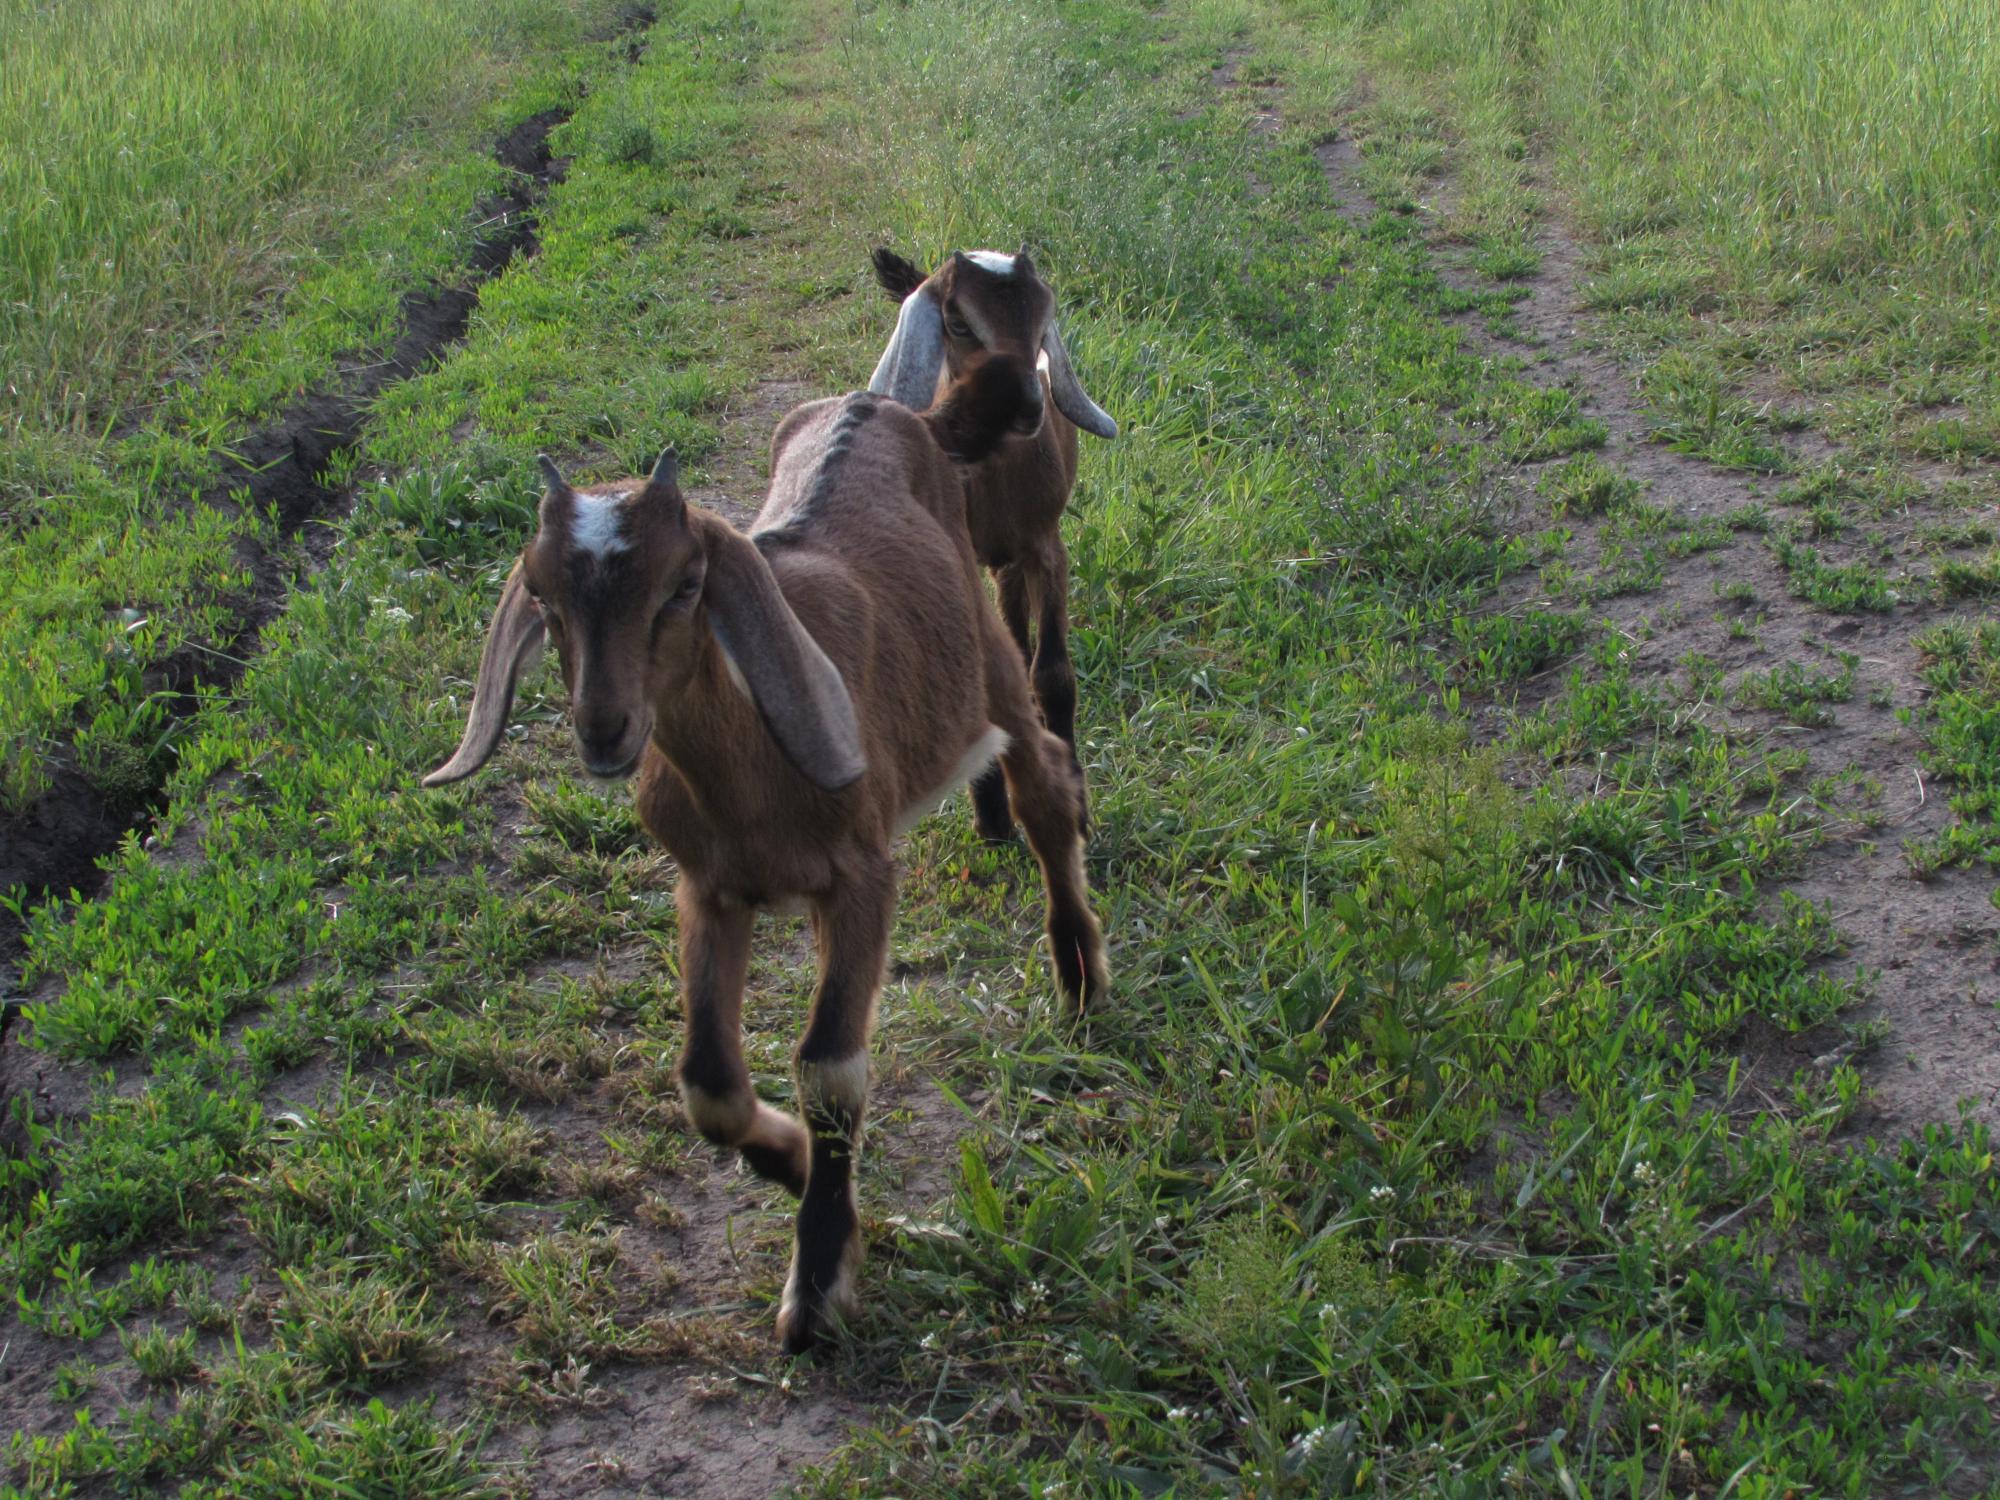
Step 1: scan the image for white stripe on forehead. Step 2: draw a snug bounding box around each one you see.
[963,250,1017,276]
[570,491,630,558]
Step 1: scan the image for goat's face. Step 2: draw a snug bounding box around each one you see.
[867,245,1118,441]
[421,448,866,795]
[931,249,1056,437]
[521,452,703,779]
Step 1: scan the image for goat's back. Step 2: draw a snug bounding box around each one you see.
[753,393,991,824]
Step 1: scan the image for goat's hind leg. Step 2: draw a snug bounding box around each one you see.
[1027,540,1087,833]
[675,883,808,1195]
[779,854,895,1355]
[970,562,1035,842]
[985,621,1109,1013]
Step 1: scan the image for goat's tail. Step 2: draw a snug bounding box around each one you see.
[923,354,1037,465]
[870,245,927,302]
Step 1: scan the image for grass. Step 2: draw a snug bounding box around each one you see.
[5,0,2000,1496]
[1334,0,2000,499]
[0,0,603,433]
[0,0,614,815]
[1904,621,2000,874]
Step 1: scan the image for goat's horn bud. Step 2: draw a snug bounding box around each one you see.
[649,448,680,490]
[536,454,567,494]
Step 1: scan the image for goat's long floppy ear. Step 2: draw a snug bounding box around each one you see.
[703,527,865,792]
[422,560,546,787]
[867,284,947,412]
[1042,319,1118,440]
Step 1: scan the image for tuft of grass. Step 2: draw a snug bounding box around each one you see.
[1736,654,1858,728]
[1903,621,2000,871]
[1538,451,1640,517]
[275,1267,450,1388]
[1467,379,1608,461]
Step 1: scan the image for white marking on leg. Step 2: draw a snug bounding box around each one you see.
[895,724,1010,835]
[681,1082,754,1143]
[964,249,1017,276]
[799,1052,871,1115]
[570,491,629,558]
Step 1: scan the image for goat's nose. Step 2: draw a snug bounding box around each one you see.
[578,712,636,773]
[1013,378,1046,434]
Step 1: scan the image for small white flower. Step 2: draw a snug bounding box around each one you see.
[1299,1424,1332,1458]
[1167,1405,1196,1422]
[919,1331,937,1351]
[1369,1184,1396,1203]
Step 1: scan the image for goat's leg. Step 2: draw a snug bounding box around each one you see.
[674,883,808,1195]
[985,621,1109,1013]
[971,563,1036,841]
[1027,539,1087,833]
[778,854,895,1354]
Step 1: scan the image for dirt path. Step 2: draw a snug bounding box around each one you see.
[1432,216,2000,1130]
[1216,61,2000,1132]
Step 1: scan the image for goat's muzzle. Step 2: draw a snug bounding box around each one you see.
[576,709,650,780]
[1011,374,1046,436]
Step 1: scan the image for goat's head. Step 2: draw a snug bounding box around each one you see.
[868,246,1118,441]
[423,451,865,793]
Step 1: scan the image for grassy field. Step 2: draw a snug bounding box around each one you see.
[0,0,615,820]
[5,0,1999,1496]
[1337,0,2000,481]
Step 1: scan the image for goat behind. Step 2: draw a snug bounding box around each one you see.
[867,245,1116,842]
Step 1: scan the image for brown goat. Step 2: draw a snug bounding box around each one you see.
[423,355,1108,1353]
[868,246,1117,840]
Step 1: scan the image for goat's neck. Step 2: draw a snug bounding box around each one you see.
[645,634,774,812]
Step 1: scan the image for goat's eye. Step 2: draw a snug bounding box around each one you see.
[673,574,702,602]
[944,315,974,340]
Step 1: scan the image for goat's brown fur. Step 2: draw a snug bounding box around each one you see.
[425,355,1107,1354]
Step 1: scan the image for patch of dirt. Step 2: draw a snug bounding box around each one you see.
[1312,135,1373,224]
[687,380,811,529]
[1294,86,1999,1129]
[1209,49,1275,197]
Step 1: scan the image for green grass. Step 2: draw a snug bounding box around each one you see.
[1904,622,2000,873]
[1336,0,1999,516]
[0,0,612,815]
[6,1,2000,1496]
[0,0,606,432]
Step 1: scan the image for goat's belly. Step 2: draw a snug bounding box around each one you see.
[893,724,1009,837]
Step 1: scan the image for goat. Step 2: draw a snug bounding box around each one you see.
[868,245,1116,842]
[423,353,1109,1353]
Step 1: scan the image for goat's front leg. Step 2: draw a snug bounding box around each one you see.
[675,882,808,1194]
[971,563,1036,842]
[778,854,895,1355]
